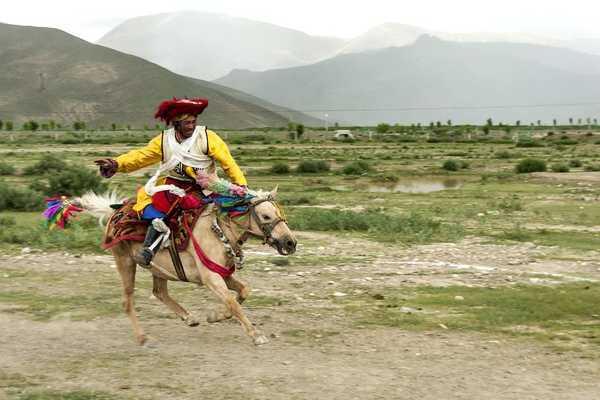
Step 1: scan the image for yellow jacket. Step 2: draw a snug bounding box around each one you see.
[115,129,246,212]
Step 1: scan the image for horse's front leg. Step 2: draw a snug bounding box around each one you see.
[206,275,250,323]
[203,272,268,345]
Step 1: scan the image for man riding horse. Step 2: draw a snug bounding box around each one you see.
[95,98,247,267]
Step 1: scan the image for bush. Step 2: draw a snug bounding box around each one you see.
[0,182,45,211]
[584,164,600,172]
[48,167,107,196]
[516,141,544,148]
[0,162,16,175]
[551,163,570,173]
[31,166,107,196]
[569,159,583,168]
[23,155,67,175]
[442,159,469,171]
[442,160,459,171]
[296,160,330,173]
[342,160,372,175]
[515,158,547,173]
[270,162,290,174]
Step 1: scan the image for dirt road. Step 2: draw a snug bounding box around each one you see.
[1,233,599,399]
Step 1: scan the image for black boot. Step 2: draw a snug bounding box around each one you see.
[133,224,163,268]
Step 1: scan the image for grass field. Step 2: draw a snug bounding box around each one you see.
[1,126,600,399]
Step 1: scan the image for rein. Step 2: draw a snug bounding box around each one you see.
[176,197,287,279]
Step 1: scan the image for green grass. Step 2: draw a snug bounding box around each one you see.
[288,207,464,244]
[0,291,121,321]
[0,212,103,253]
[15,390,122,400]
[493,227,600,251]
[341,283,600,347]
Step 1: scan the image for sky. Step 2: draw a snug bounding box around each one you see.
[2,0,600,42]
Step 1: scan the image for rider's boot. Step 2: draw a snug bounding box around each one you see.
[133,223,163,268]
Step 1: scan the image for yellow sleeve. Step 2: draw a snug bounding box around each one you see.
[115,134,163,173]
[207,130,247,186]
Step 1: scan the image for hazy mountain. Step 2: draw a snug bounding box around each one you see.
[216,36,600,125]
[0,23,317,128]
[98,11,346,81]
[340,23,567,54]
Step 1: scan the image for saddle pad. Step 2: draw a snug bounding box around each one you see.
[102,201,206,251]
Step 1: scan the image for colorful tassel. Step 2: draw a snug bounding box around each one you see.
[196,171,252,200]
[43,196,83,230]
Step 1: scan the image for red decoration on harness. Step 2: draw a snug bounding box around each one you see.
[183,217,234,278]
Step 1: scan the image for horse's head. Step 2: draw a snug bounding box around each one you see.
[247,187,297,255]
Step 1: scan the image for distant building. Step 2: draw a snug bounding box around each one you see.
[334,130,354,140]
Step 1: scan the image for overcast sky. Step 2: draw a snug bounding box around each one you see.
[3,0,600,42]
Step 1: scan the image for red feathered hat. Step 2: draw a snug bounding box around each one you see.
[154,97,208,124]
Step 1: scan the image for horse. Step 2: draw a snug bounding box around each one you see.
[77,188,297,346]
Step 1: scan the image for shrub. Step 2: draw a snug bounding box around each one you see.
[442,159,469,171]
[551,163,570,173]
[515,158,547,173]
[516,141,544,148]
[47,167,107,196]
[569,159,583,168]
[23,155,67,175]
[271,162,290,174]
[0,162,16,175]
[442,160,459,171]
[296,160,330,173]
[342,160,372,175]
[31,166,107,196]
[0,182,45,211]
[584,164,600,172]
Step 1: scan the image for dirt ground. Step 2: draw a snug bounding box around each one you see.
[1,233,600,400]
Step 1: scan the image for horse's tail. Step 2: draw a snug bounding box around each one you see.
[74,191,120,227]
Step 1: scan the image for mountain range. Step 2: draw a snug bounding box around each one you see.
[216,36,600,125]
[98,12,345,81]
[0,22,318,128]
[98,12,600,81]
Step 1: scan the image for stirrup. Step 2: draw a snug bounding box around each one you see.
[133,248,154,268]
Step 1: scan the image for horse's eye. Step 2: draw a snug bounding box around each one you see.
[262,214,271,220]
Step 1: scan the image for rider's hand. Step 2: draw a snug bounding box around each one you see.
[94,159,118,178]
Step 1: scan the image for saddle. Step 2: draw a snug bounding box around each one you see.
[102,200,205,252]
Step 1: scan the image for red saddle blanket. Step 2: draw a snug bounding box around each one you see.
[102,200,205,251]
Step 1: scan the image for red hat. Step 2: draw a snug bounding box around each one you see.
[154,97,208,124]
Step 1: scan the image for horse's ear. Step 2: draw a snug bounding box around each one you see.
[269,185,278,199]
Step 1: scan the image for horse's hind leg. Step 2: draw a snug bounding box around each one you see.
[114,252,146,345]
[206,275,250,323]
[152,276,199,327]
[204,272,268,345]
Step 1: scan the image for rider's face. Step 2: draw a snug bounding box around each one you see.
[175,116,197,136]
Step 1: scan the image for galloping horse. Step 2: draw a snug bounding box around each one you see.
[78,188,296,346]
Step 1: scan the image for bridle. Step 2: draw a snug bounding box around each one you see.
[248,198,288,244]
[225,197,288,248]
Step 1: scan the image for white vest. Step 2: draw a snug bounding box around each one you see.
[144,126,216,197]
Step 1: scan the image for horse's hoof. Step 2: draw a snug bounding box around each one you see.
[253,335,269,346]
[136,334,148,346]
[185,315,200,327]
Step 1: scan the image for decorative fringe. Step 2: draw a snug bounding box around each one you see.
[43,196,83,230]
[196,171,255,215]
